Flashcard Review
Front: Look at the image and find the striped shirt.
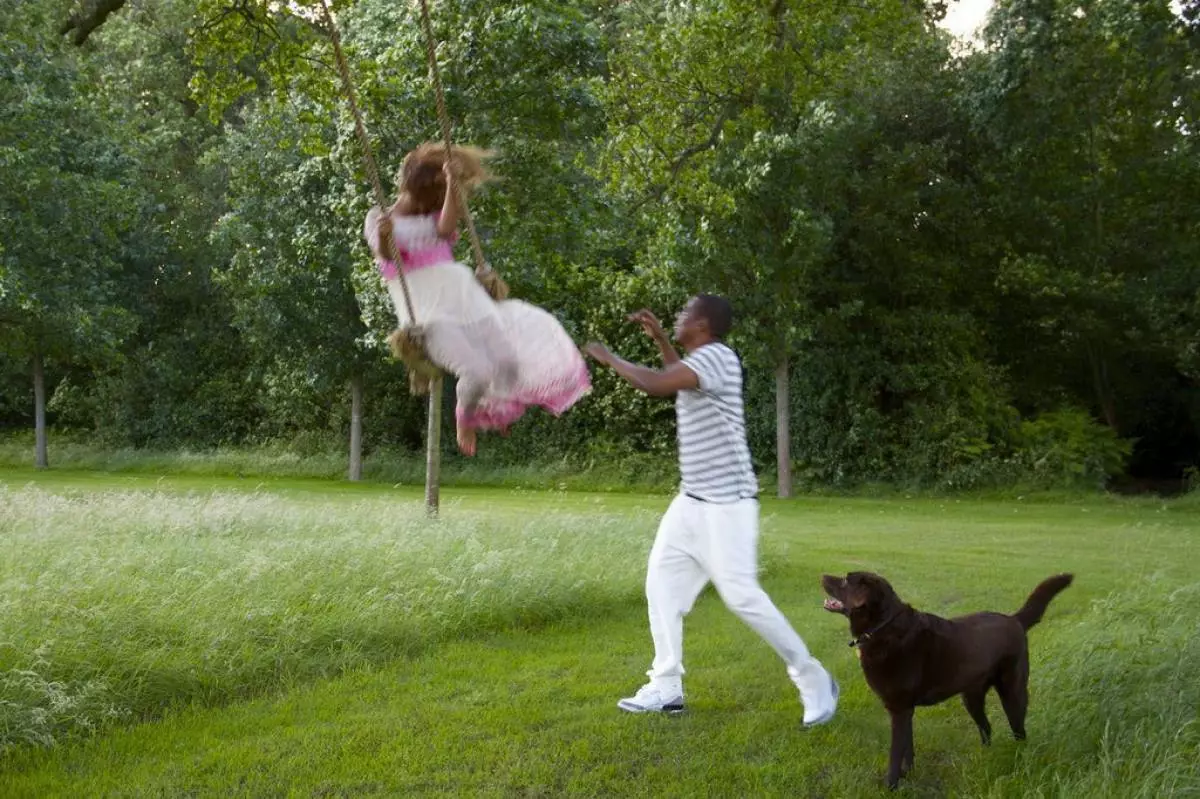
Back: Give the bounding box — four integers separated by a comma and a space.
677, 342, 758, 503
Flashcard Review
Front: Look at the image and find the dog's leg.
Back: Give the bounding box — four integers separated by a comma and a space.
902, 729, 915, 776
962, 688, 992, 745
886, 707, 915, 790
996, 651, 1030, 740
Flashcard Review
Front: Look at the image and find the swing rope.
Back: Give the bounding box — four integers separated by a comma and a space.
317, 0, 420, 326
416, 0, 507, 300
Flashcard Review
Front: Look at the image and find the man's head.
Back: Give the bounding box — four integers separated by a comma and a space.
673, 294, 732, 350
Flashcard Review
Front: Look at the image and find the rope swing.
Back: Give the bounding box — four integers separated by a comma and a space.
316, 0, 508, 513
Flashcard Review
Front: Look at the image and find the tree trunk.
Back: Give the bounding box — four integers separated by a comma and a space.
348, 373, 364, 482
33, 348, 48, 469
1087, 344, 1119, 431
775, 356, 791, 498
424, 376, 443, 516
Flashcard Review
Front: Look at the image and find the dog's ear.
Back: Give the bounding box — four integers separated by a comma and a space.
846, 572, 896, 611
844, 573, 873, 611
866, 573, 902, 606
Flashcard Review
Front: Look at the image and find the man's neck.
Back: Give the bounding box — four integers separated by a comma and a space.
682, 335, 717, 354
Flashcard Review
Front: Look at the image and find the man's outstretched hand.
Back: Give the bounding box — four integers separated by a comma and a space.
627, 309, 667, 341
583, 342, 614, 366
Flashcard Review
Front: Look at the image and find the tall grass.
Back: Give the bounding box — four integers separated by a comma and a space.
2, 473, 1199, 796
967, 578, 1200, 798
0, 485, 652, 752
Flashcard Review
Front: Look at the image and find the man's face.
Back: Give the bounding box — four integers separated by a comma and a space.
673, 297, 706, 344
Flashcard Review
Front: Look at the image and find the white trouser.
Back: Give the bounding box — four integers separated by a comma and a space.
645, 493, 831, 700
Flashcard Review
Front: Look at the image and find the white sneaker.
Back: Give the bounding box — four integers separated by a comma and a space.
789, 665, 839, 727
617, 683, 685, 714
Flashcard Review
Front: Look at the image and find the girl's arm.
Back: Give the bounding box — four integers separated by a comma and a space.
436, 162, 460, 239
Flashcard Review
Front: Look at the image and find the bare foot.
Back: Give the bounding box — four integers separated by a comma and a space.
457, 424, 477, 456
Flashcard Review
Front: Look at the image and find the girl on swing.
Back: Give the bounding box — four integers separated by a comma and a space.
364, 143, 590, 456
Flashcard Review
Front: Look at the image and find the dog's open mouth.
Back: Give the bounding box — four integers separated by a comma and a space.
820, 575, 850, 614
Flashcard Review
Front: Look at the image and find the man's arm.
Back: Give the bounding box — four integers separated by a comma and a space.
584, 343, 697, 397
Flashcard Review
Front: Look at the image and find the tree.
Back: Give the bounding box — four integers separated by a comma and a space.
214, 99, 376, 479
40, 0, 273, 452
599, 0, 939, 494
967, 0, 1200, 475
194, 0, 615, 484
0, 0, 140, 467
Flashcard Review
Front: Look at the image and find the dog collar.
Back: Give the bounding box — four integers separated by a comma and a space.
849, 609, 902, 648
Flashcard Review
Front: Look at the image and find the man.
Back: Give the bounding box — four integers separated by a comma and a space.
584, 295, 838, 725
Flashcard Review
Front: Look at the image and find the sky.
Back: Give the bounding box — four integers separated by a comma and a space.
939, 0, 995, 39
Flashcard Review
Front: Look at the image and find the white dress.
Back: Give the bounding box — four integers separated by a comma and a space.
364, 208, 590, 430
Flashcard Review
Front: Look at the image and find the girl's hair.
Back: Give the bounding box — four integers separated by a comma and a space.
376, 143, 494, 259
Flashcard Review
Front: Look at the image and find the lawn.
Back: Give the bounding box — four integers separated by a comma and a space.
1, 470, 1197, 797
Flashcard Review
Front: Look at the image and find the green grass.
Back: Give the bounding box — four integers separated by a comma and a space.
7, 433, 1161, 500
0, 434, 681, 494
1, 470, 1197, 797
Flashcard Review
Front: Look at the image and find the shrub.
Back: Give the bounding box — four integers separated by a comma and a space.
1015, 408, 1132, 489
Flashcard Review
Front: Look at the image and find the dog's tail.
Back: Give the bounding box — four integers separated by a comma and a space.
1014, 573, 1074, 630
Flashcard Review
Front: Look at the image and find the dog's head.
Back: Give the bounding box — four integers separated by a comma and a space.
821, 571, 902, 630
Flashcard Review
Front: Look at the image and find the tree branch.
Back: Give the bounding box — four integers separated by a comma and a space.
633, 100, 740, 210
59, 0, 128, 46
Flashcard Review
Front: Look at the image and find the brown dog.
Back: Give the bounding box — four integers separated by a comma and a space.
821, 571, 1073, 789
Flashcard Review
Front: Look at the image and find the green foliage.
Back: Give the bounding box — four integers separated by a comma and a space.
0, 0, 139, 367
969, 0, 1200, 451
187, 0, 333, 122
1016, 408, 1133, 489
1, 0, 1196, 489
